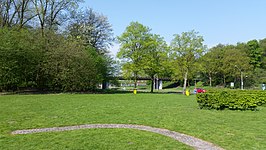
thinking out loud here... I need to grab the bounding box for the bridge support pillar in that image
[154,79,163,90]
[159,80,163,90]
[102,81,109,89]
[153,79,157,90]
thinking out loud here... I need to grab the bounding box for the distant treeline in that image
[116,22,266,92]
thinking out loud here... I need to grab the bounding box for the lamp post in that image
[235,65,243,90]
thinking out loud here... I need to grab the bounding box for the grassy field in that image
[0,93,265,149]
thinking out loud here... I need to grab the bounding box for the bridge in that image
[102,76,172,90]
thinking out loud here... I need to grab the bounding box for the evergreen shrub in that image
[196,90,266,110]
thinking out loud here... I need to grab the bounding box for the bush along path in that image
[12,124,224,150]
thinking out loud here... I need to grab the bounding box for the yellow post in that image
[185,89,190,96]
[133,89,137,94]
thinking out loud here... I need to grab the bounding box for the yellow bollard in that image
[185,89,190,96]
[133,89,137,94]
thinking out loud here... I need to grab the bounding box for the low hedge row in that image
[196,90,266,110]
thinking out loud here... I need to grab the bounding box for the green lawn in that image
[0,94,265,149]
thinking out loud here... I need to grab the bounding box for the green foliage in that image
[42,40,102,91]
[247,40,263,69]
[0,28,43,91]
[0,1,116,92]
[199,49,219,86]
[117,22,169,92]
[199,44,254,87]
[259,38,266,69]
[142,34,168,92]
[222,48,250,76]
[117,22,153,88]
[170,30,206,92]
[197,90,266,110]
[196,81,204,87]
[0,28,113,92]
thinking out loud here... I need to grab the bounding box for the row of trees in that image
[0,0,116,91]
[1,1,265,92]
[117,22,266,93]
[200,40,266,87]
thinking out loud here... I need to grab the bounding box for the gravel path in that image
[12,124,224,150]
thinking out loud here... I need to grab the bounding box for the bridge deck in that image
[109,76,171,81]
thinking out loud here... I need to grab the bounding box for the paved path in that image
[12,124,224,150]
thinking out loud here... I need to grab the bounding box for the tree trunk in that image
[183,71,188,94]
[134,73,137,89]
[150,78,154,93]
[41,26,44,37]
[223,75,226,87]
[134,80,137,89]
[209,76,212,87]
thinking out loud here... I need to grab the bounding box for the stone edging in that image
[12,124,224,150]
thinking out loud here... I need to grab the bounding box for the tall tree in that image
[221,47,251,88]
[200,50,218,87]
[170,30,206,94]
[142,34,168,93]
[117,22,152,88]
[68,8,114,54]
[68,8,115,86]
[32,0,81,35]
[13,0,36,28]
[32,0,48,35]
[247,40,263,69]
[259,38,266,69]
[0,1,3,25]
[200,44,227,86]
[0,0,42,28]
[0,0,16,27]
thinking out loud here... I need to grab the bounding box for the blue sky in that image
[83,0,266,55]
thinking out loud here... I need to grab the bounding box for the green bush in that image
[0,28,111,92]
[196,90,266,110]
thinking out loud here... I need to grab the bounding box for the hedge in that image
[196,90,266,110]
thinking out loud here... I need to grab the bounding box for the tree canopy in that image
[0,1,116,92]
[169,30,206,93]
[117,22,169,92]
[1,1,266,92]
[117,21,152,88]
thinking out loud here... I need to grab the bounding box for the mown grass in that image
[1,129,192,150]
[0,94,265,149]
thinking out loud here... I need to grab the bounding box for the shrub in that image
[196,90,266,110]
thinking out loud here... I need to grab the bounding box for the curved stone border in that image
[12,124,224,150]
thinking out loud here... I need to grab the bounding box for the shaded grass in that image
[0,94,266,149]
